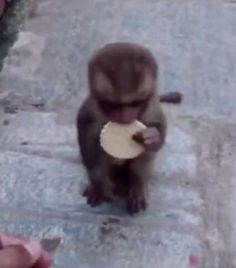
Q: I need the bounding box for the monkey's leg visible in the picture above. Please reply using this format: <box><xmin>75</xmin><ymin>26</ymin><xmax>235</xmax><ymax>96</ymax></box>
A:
<box><xmin>77</xmin><ymin>105</ymin><xmax>114</xmax><ymax>207</ymax></box>
<box><xmin>126</xmin><ymin>155</ymin><xmax>153</xmax><ymax>215</ymax></box>
<box><xmin>127</xmin><ymin>174</ymin><xmax>147</xmax><ymax>215</ymax></box>
<box><xmin>83</xmin><ymin>166</ymin><xmax>114</xmax><ymax>207</ymax></box>
<box><xmin>111</xmin><ymin>164</ymin><xmax>131</xmax><ymax>198</ymax></box>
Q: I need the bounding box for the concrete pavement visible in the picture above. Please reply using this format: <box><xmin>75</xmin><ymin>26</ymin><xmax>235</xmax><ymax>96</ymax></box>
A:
<box><xmin>0</xmin><ymin>0</ymin><xmax>236</xmax><ymax>267</ymax></box>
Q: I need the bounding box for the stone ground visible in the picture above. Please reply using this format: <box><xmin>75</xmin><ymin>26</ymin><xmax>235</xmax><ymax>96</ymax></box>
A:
<box><xmin>0</xmin><ymin>0</ymin><xmax>236</xmax><ymax>267</ymax></box>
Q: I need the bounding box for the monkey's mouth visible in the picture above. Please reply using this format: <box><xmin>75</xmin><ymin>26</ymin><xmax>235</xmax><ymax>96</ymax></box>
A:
<box><xmin>110</xmin><ymin>107</ymin><xmax>140</xmax><ymax>124</ymax></box>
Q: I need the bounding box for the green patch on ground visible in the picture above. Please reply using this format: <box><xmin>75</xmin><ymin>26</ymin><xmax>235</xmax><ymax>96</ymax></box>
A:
<box><xmin>0</xmin><ymin>0</ymin><xmax>32</xmax><ymax>70</ymax></box>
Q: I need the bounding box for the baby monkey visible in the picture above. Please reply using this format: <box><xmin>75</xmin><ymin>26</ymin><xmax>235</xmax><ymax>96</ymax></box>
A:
<box><xmin>77</xmin><ymin>43</ymin><xmax>182</xmax><ymax>214</ymax></box>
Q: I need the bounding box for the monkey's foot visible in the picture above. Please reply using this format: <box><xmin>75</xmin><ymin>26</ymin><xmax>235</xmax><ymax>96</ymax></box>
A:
<box><xmin>127</xmin><ymin>190</ymin><xmax>147</xmax><ymax>215</ymax></box>
<box><xmin>83</xmin><ymin>185</ymin><xmax>108</xmax><ymax>207</ymax></box>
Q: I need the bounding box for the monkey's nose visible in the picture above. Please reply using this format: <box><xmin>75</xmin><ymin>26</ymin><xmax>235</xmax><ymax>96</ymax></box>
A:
<box><xmin>112</xmin><ymin>116</ymin><xmax>135</xmax><ymax>124</ymax></box>
<box><xmin>111</xmin><ymin>108</ymin><xmax>138</xmax><ymax>124</ymax></box>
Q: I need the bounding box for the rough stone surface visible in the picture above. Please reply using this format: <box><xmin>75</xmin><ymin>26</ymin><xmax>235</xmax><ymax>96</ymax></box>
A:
<box><xmin>0</xmin><ymin>0</ymin><xmax>236</xmax><ymax>267</ymax></box>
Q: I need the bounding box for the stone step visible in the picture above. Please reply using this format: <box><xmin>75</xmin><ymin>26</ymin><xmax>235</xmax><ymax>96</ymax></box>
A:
<box><xmin>1</xmin><ymin>109</ymin><xmax>235</xmax><ymax>267</ymax></box>
<box><xmin>1</xmin><ymin>0</ymin><xmax>236</xmax><ymax>267</ymax></box>
<box><xmin>0</xmin><ymin>206</ymin><xmax>202</xmax><ymax>268</ymax></box>
<box><xmin>0</xmin><ymin>109</ymin><xmax>205</xmax><ymax>267</ymax></box>
<box><xmin>1</xmin><ymin>0</ymin><xmax>236</xmax><ymax>118</ymax></box>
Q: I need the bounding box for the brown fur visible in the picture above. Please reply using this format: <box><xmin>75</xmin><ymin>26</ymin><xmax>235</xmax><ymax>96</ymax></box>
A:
<box><xmin>77</xmin><ymin>43</ymin><xmax>181</xmax><ymax>214</ymax></box>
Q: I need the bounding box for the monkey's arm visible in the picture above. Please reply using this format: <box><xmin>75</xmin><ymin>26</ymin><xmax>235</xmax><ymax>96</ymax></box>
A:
<box><xmin>128</xmin><ymin>104</ymin><xmax>166</xmax><ymax>214</ymax></box>
<box><xmin>136</xmin><ymin>103</ymin><xmax>167</xmax><ymax>152</ymax></box>
<box><xmin>77</xmin><ymin>99</ymin><xmax>113</xmax><ymax>205</ymax></box>
<box><xmin>77</xmin><ymin>99</ymin><xmax>99</xmax><ymax>167</ymax></box>
<box><xmin>148</xmin><ymin>116</ymin><xmax>166</xmax><ymax>149</ymax></box>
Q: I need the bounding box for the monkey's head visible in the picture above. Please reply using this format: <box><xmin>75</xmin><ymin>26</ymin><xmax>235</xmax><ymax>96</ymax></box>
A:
<box><xmin>88</xmin><ymin>43</ymin><xmax>158</xmax><ymax>124</ymax></box>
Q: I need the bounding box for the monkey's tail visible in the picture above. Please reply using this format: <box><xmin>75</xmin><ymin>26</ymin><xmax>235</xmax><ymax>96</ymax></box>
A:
<box><xmin>159</xmin><ymin>91</ymin><xmax>183</xmax><ymax>104</ymax></box>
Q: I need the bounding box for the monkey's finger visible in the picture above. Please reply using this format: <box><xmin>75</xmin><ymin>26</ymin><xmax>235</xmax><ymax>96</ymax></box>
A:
<box><xmin>127</xmin><ymin>200</ymin><xmax>142</xmax><ymax>215</ymax></box>
<box><xmin>141</xmin><ymin>199</ymin><xmax>147</xmax><ymax>211</ymax></box>
<box><xmin>135</xmin><ymin>201</ymin><xmax>144</xmax><ymax>214</ymax></box>
<box><xmin>83</xmin><ymin>184</ymin><xmax>94</xmax><ymax>198</ymax></box>
<box><xmin>86</xmin><ymin>191</ymin><xmax>95</xmax><ymax>205</ymax></box>
<box><xmin>128</xmin><ymin>206</ymin><xmax>135</xmax><ymax>216</ymax></box>
<box><xmin>83</xmin><ymin>185</ymin><xmax>98</xmax><ymax>204</ymax></box>
<box><xmin>87</xmin><ymin>194</ymin><xmax>99</xmax><ymax>207</ymax></box>
<box><xmin>83</xmin><ymin>189</ymin><xmax>88</xmax><ymax>197</ymax></box>
<box><xmin>87</xmin><ymin>190</ymin><xmax>104</xmax><ymax>207</ymax></box>
<box><xmin>144</xmin><ymin>133</ymin><xmax>160</xmax><ymax>141</ymax></box>
<box><xmin>133</xmin><ymin>130</ymin><xmax>160</xmax><ymax>146</ymax></box>
<box><xmin>132</xmin><ymin>132</ymin><xmax>144</xmax><ymax>144</ymax></box>
<box><xmin>142</xmin><ymin>129</ymin><xmax>160</xmax><ymax>139</ymax></box>
<box><xmin>127</xmin><ymin>201</ymin><xmax>135</xmax><ymax>215</ymax></box>
<box><xmin>144</xmin><ymin>136</ymin><xmax>160</xmax><ymax>146</ymax></box>
<box><xmin>132</xmin><ymin>201</ymin><xmax>139</xmax><ymax>214</ymax></box>
<box><xmin>136</xmin><ymin>199</ymin><xmax>147</xmax><ymax>212</ymax></box>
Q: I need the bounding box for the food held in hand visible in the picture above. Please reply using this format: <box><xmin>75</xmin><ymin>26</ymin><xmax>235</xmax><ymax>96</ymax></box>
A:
<box><xmin>100</xmin><ymin>120</ymin><xmax>146</xmax><ymax>159</ymax></box>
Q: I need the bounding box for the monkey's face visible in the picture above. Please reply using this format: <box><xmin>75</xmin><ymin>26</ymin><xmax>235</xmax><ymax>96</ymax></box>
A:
<box><xmin>89</xmin><ymin>43</ymin><xmax>158</xmax><ymax>124</ymax></box>
<box><xmin>97</xmin><ymin>97</ymin><xmax>148</xmax><ymax>124</ymax></box>
<box><xmin>93</xmin><ymin>67</ymin><xmax>155</xmax><ymax>124</ymax></box>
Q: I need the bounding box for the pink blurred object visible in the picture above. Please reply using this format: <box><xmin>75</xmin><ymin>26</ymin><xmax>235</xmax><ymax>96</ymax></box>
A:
<box><xmin>0</xmin><ymin>0</ymin><xmax>6</xmax><ymax>18</ymax></box>
<box><xmin>0</xmin><ymin>0</ymin><xmax>13</xmax><ymax>18</ymax></box>
<box><xmin>189</xmin><ymin>254</ymin><xmax>200</xmax><ymax>266</ymax></box>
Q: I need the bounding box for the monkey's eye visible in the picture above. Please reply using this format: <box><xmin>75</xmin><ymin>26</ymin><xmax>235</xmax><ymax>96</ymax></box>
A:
<box><xmin>98</xmin><ymin>99</ymin><xmax>121</xmax><ymax>111</ymax></box>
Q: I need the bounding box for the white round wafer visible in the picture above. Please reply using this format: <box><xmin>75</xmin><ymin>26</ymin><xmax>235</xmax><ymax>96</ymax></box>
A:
<box><xmin>100</xmin><ymin>120</ymin><xmax>146</xmax><ymax>159</ymax></box>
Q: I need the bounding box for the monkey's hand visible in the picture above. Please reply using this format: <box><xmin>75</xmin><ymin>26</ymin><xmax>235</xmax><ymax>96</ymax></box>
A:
<box><xmin>133</xmin><ymin>127</ymin><xmax>161</xmax><ymax>150</ymax></box>
<box><xmin>83</xmin><ymin>184</ymin><xmax>110</xmax><ymax>207</ymax></box>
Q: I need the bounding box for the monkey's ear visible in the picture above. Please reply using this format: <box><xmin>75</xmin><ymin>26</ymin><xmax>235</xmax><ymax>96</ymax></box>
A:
<box><xmin>138</xmin><ymin>70</ymin><xmax>156</xmax><ymax>95</ymax></box>
<box><xmin>88</xmin><ymin>54</ymin><xmax>113</xmax><ymax>95</ymax></box>
<box><xmin>90</xmin><ymin>70</ymin><xmax>113</xmax><ymax>95</ymax></box>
